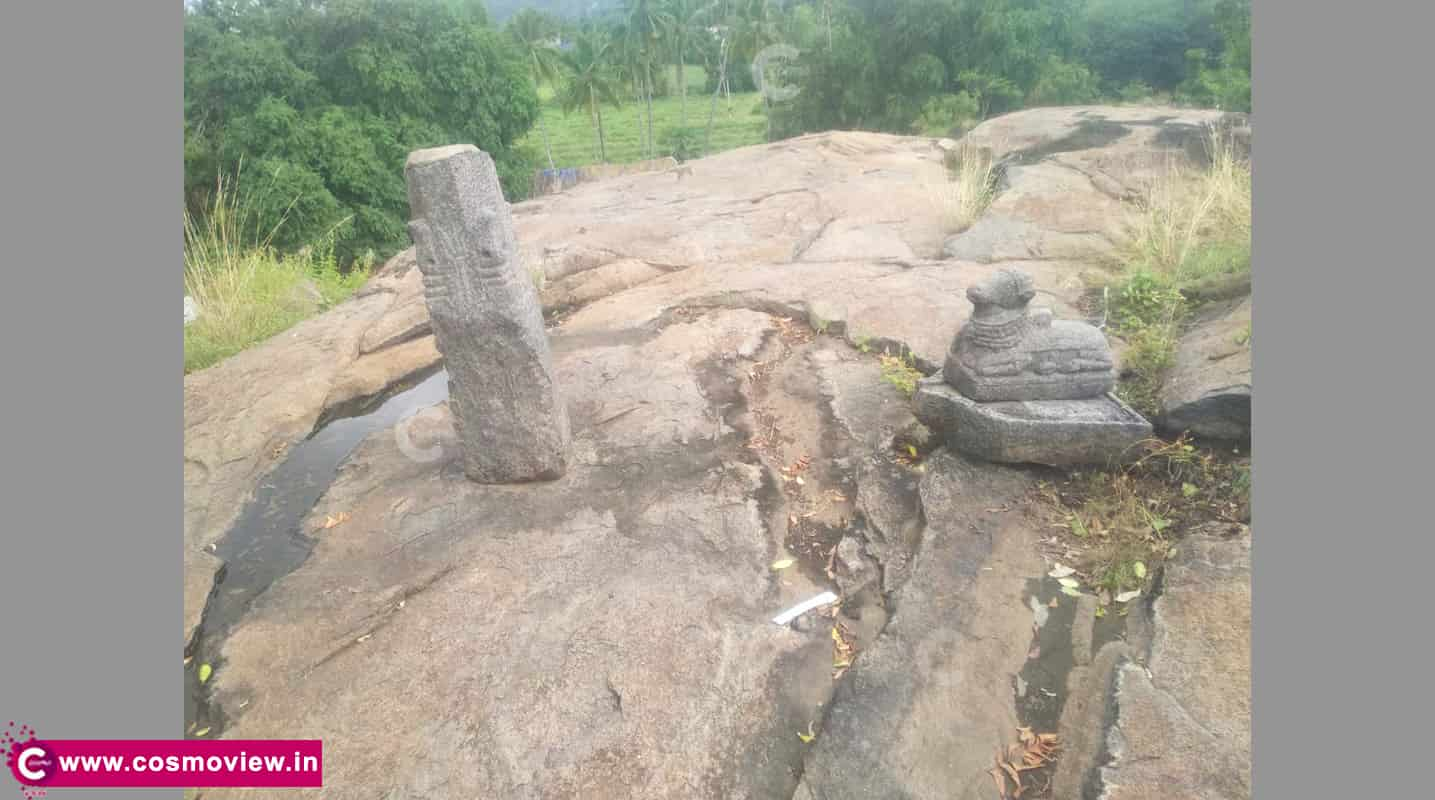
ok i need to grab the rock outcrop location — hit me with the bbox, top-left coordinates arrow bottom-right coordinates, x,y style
793,451 -> 1045,800
183,107 -> 1251,800
184,127 -> 1109,644
183,266 -> 441,646
1055,526 -> 1252,800
945,106 -> 1245,262
1159,296 -> 1253,441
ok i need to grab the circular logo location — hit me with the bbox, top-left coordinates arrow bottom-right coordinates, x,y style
395,405 -> 447,464
751,43 -> 803,103
11,742 -> 56,786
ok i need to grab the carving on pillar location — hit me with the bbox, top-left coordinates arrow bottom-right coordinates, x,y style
405,144 -> 570,483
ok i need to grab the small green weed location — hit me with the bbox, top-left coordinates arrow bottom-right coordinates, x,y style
879,351 -> 923,398
1109,270 -> 1186,417
1038,433 -> 1250,599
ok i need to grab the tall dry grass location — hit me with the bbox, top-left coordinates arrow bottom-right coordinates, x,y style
183,172 -> 365,373
932,141 -> 999,235
1108,123 -> 1252,415
1123,124 -> 1251,283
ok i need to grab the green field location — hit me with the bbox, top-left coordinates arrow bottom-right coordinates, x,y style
523,66 -> 768,168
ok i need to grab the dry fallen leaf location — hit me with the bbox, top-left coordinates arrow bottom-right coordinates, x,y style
797,722 -> 816,743
831,622 -> 857,677
1001,760 -> 1022,796
989,727 -> 1062,799
320,511 -> 352,530
990,768 -> 1008,800
771,558 -> 796,570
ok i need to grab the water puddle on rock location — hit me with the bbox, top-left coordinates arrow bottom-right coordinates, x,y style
184,367 -> 450,737
998,575 -> 1128,798
1015,576 -> 1127,733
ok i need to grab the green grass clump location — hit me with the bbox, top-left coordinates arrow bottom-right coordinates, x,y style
1109,269 -> 1186,417
1107,125 -> 1251,414
1123,127 -> 1251,283
879,351 -> 923,398
184,175 -> 368,374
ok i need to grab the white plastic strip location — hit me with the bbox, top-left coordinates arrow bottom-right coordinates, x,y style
771,591 -> 839,626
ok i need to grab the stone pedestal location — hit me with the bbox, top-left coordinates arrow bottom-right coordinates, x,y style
404,144 -> 570,483
913,378 -> 1151,467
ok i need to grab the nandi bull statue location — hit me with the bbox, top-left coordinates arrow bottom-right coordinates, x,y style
913,267 -> 1150,467
943,268 -> 1116,402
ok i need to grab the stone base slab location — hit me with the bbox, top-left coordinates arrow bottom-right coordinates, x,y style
912,377 -> 1152,467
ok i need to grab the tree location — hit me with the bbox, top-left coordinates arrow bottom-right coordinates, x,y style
1175,0 -> 1250,111
508,9 -> 564,169
729,0 -> 781,139
611,20 -> 652,157
558,28 -> 622,162
183,0 -> 540,265
623,0 -> 672,158
702,0 -> 734,154
1081,0 -> 1191,91
660,0 -> 709,129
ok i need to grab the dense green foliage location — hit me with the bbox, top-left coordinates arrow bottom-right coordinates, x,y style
184,0 -> 540,265
184,0 -> 1251,270
769,0 -> 1251,139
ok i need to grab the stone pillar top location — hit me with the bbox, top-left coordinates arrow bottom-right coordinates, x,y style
405,144 -> 481,169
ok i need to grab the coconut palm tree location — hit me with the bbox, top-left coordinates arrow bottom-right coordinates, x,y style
731,0 -> 781,140
623,0 -> 672,159
660,0 -> 709,129
610,21 -> 652,158
729,0 -> 779,69
507,9 -> 563,169
702,0 -> 734,155
558,28 -> 621,163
